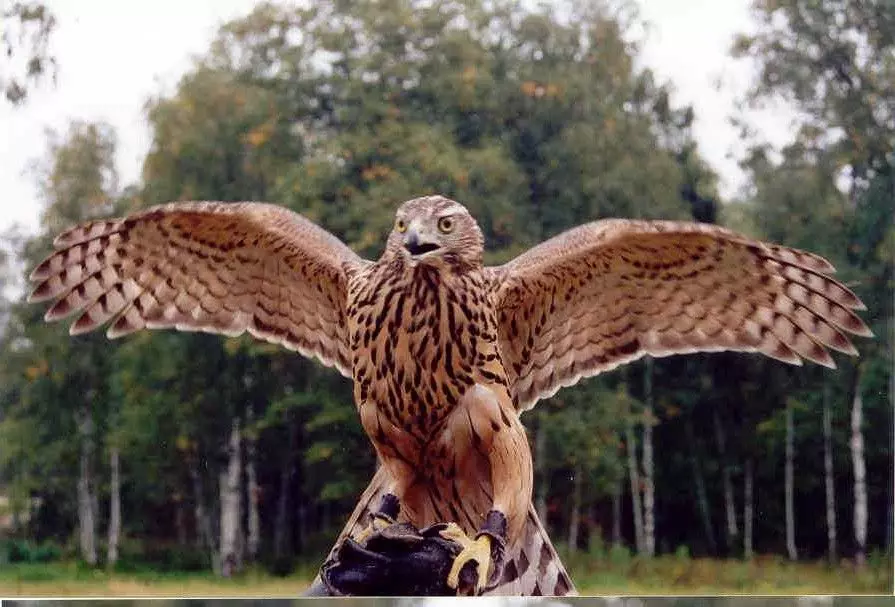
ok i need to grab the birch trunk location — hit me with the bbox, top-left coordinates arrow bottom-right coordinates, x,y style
642,358 -> 655,557
107,445 -> 121,567
785,402 -> 798,560
535,413 -> 548,524
713,408 -> 738,549
219,417 -> 242,577
567,466 -> 582,554
685,417 -> 716,554
625,420 -> 644,553
77,405 -> 97,566
744,459 -> 753,559
245,408 -> 260,562
822,379 -> 837,563
190,453 -> 220,573
850,368 -> 867,567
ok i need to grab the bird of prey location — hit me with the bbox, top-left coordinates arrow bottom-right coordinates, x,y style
29,195 -> 871,596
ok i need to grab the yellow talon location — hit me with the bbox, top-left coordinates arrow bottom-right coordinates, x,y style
353,513 -> 394,544
439,522 -> 493,594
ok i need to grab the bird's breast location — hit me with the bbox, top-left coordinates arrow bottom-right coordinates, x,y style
347,264 -> 507,447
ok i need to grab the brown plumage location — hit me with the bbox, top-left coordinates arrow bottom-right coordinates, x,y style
29,195 -> 871,596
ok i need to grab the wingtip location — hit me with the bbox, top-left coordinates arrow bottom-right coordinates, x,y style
29,258 -> 53,282
27,286 -> 49,304
816,354 -> 837,370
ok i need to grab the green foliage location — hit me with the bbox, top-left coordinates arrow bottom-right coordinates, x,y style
733,0 -> 895,178
0,538 -> 63,564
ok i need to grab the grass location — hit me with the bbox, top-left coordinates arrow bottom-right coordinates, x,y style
0,561 -> 315,597
565,552 -> 892,595
0,553 -> 890,597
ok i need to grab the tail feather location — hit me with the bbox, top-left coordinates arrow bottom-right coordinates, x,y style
306,466 -> 393,592
327,466 -> 393,556
486,503 -> 576,596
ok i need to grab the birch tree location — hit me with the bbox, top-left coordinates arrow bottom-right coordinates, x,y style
713,409 -> 738,552
107,444 -> 121,566
785,401 -> 798,561
77,403 -> 97,565
851,368 -> 867,567
641,358 -> 655,557
219,417 -> 243,577
245,406 -> 261,563
822,378 -> 837,563
625,419 -> 644,554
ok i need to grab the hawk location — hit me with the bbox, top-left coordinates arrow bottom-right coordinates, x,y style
29,195 -> 870,595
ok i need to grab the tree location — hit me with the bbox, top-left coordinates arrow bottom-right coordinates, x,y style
1,2 -> 56,104
733,0 -> 893,565
733,0 -> 895,187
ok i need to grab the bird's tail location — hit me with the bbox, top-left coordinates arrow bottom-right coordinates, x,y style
485,503 -> 576,596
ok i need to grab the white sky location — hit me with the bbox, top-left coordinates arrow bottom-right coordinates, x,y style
0,0 -> 794,240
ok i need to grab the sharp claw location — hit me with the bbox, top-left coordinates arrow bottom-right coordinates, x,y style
353,493 -> 401,545
439,524 -> 493,594
353,512 -> 395,544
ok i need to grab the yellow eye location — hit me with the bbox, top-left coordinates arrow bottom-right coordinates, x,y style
437,216 -> 454,233
396,219 -> 407,233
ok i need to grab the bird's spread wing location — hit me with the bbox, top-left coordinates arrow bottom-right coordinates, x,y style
489,219 -> 872,411
29,201 -> 366,377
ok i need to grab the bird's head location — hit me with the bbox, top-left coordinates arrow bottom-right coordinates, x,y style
388,195 -> 484,270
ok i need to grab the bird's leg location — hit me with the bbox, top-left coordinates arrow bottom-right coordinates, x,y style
353,492 -> 401,544
440,388 -> 532,595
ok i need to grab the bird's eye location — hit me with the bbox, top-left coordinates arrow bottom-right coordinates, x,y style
437,216 -> 454,234
396,219 -> 407,233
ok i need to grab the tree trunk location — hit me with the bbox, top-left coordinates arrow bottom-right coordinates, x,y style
568,466 -> 582,554
107,445 -> 121,567
625,419 -> 644,553
685,417 -> 716,554
219,417 -> 242,577
611,474 -> 622,546
77,405 -> 97,566
785,401 -> 798,561
274,417 -> 297,559
642,358 -> 655,557
744,458 -> 753,559
823,379 -> 837,564
245,408 -> 260,563
535,413 -> 548,524
889,375 -> 895,558
850,367 -> 867,567
175,495 -> 187,547
190,453 -> 219,574
713,408 -> 738,550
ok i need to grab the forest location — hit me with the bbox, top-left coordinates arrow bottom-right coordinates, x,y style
0,0 -> 892,595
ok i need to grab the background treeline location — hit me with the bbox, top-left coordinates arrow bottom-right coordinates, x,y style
0,0 -> 891,577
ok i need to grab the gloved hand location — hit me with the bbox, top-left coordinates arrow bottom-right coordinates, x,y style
315,520 -> 481,596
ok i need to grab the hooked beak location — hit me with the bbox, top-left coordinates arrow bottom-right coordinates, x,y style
403,228 -> 441,257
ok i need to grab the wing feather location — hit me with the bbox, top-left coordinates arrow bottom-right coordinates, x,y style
30,201 -> 366,377
489,219 -> 871,411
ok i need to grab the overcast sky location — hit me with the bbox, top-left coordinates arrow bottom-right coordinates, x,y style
0,0 -> 793,240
